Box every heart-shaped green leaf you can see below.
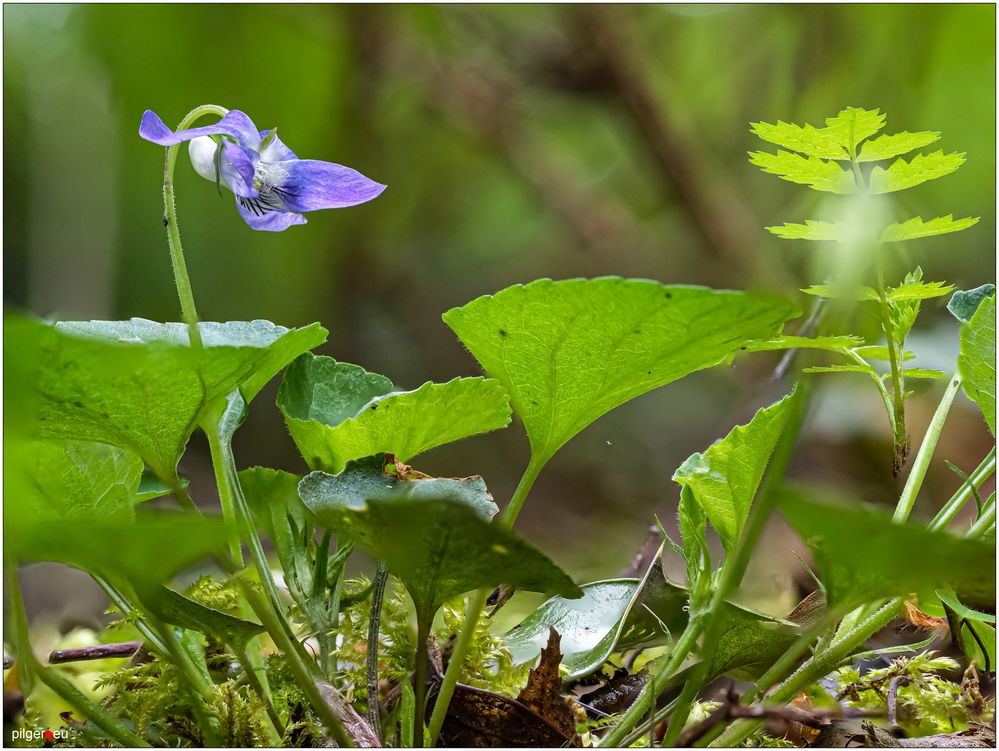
[278,353,511,473]
[778,486,995,609]
[295,488,581,622]
[40,319,327,483]
[957,294,996,436]
[673,393,795,553]
[443,278,797,466]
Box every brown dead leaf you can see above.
[427,630,580,748]
[904,600,949,630]
[515,629,578,741]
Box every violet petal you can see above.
[277,159,386,212]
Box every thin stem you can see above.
[426,456,548,744]
[426,587,487,745]
[894,373,962,522]
[967,497,996,539]
[496,455,546,529]
[930,445,995,531]
[162,104,228,349]
[92,575,168,654]
[206,423,245,566]
[366,563,390,742]
[619,697,678,748]
[413,617,431,748]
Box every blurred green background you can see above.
[4,5,995,625]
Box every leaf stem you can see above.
[162,104,228,349]
[413,616,431,748]
[206,422,245,566]
[894,372,962,522]
[426,455,548,744]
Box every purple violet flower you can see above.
[139,109,386,231]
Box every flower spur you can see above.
[140,109,386,231]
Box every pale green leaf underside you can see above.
[299,454,497,522]
[770,215,977,243]
[673,393,795,552]
[40,319,326,482]
[857,131,940,162]
[296,493,581,619]
[443,278,797,465]
[949,285,997,323]
[748,151,855,193]
[279,354,511,473]
[505,558,797,680]
[868,151,966,194]
[958,295,996,436]
[778,487,995,609]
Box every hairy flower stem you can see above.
[6,562,150,747]
[425,457,547,744]
[161,104,228,349]
[366,563,390,741]
[930,446,995,530]
[875,262,909,475]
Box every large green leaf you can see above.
[778,486,995,610]
[40,319,326,483]
[868,151,966,194]
[295,489,581,622]
[8,510,228,592]
[673,394,795,553]
[22,439,143,524]
[278,353,511,473]
[957,295,996,436]
[443,278,797,466]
